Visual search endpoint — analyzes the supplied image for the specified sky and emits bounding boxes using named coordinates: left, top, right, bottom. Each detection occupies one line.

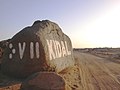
left=0, top=0, right=120, bottom=48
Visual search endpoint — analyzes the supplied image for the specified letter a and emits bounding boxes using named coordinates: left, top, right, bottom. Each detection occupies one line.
left=18, top=42, right=26, bottom=59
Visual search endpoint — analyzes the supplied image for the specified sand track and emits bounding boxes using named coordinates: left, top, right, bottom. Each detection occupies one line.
left=74, top=51, right=120, bottom=90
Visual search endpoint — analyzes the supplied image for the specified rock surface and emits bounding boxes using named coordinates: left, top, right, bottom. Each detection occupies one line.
left=20, top=72, right=66, bottom=90
left=1, top=20, right=75, bottom=78
left=0, top=39, right=10, bottom=64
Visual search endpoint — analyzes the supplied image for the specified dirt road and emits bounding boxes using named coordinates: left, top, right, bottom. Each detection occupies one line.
left=1, top=51, right=120, bottom=90
left=74, top=51, right=120, bottom=90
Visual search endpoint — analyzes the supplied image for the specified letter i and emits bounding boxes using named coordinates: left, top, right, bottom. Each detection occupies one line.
left=30, top=42, right=34, bottom=59
left=35, top=42, right=40, bottom=59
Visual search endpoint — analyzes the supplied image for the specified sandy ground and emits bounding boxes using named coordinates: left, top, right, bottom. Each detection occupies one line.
left=72, top=51, right=120, bottom=90
left=1, top=51, right=120, bottom=90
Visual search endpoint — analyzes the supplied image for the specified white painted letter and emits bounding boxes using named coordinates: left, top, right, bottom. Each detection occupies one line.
left=65, top=41, right=71, bottom=55
left=61, top=41, right=66, bottom=57
left=30, top=42, right=34, bottom=59
left=46, top=39, right=55, bottom=60
left=53, top=40, right=58, bottom=58
left=18, top=42, right=26, bottom=59
left=35, top=42, right=40, bottom=59
left=55, top=40, right=62, bottom=58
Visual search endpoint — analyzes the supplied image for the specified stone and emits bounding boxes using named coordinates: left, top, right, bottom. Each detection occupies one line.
left=1, top=20, right=75, bottom=78
left=0, top=39, right=11, bottom=58
left=0, top=47, right=3, bottom=60
left=0, top=39, right=11, bottom=49
left=20, top=72, right=66, bottom=90
left=0, top=39, right=11, bottom=65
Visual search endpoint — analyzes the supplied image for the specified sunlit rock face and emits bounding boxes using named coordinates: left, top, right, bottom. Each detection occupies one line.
left=1, top=20, right=75, bottom=78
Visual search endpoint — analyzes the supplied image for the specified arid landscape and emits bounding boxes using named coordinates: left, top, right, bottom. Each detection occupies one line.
left=1, top=0, right=120, bottom=89
left=72, top=49, right=120, bottom=90
left=60, top=49, right=120, bottom=90
left=1, top=40, right=120, bottom=90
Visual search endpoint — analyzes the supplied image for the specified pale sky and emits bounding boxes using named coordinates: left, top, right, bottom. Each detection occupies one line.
left=0, top=0, right=120, bottom=48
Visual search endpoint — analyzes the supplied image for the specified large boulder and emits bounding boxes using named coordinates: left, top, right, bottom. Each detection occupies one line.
left=1, top=20, right=75, bottom=78
left=20, top=72, right=66, bottom=90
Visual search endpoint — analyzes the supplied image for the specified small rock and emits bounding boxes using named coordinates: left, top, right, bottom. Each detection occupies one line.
left=20, top=72, right=66, bottom=90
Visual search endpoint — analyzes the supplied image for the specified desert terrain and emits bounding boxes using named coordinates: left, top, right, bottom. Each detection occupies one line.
left=72, top=49, right=120, bottom=90
left=0, top=47, right=120, bottom=90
